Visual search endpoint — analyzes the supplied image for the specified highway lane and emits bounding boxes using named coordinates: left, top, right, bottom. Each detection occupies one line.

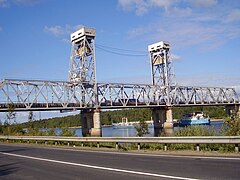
left=0, top=143, right=239, bottom=180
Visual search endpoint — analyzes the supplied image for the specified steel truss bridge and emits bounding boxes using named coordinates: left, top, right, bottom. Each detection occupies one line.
left=0, top=79, right=238, bottom=112
left=0, top=27, right=239, bottom=113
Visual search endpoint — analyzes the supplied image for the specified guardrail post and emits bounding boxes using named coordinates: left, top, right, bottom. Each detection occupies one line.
left=97, top=142, right=100, bottom=148
left=81, top=142, right=84, bottom=147
left=67, top=142, right=70, bottom=146
left=196, top=144, right=200, bottom=151
left=36, top=140, right=38, bottom=144
left=164, top=144, right=167, bottom=151
left=55, top=141, right=57, bottom=146
left=235, top=144, right=239, bottom=153
left=45, top=141, right=47, bottom=145
left=138, top=143, right=140, bottom=150
left=116, top=142, right=119, bottom=150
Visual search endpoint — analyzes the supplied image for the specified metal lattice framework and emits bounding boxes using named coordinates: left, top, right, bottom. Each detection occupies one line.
left=148, top=41, right=176, bottom=86
left=0, top=27, right=239, bottom=112
left=0, top=79, right=238, bottom=112
left=68, top=27, right=97, bottom=84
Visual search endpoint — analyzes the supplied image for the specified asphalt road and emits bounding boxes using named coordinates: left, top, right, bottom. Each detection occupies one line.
left=0, top=143, right=239, bottom=180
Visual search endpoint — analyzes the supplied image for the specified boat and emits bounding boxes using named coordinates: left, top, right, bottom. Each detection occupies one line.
left=112, top=117, right=135, bottom=129
left=112, top=117, right=154, bottom=129
left=179, top=112, right=210, bottom=126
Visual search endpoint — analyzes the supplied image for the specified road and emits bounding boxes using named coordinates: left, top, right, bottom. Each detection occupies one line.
left=0, top=143, right=239, bottom=180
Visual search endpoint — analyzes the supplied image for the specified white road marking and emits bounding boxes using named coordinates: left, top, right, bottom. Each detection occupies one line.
left=0, top=152, right=199, bottom=180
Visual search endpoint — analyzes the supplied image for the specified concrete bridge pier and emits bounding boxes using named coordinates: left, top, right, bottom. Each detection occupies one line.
left=225, top=105, right=239, bottom=119
left=80, top=109, right=102, bottom=137
left=152, top=108, right=164, bottom=136
left=91, top=109, right=102, bottom=137
left=152, top=107, right=174, bottom=136
left=163, top=107, right=174, bottom=129
left=163, top=107, right=174, bottom=135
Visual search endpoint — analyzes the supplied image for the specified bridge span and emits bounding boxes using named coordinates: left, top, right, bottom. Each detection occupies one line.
left=0, top=27, right=239, bottom=136
left=0, top=79, right=238, bottom=111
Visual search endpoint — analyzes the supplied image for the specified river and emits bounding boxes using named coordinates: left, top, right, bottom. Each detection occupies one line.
left=54, top=120, right=224, bottom=137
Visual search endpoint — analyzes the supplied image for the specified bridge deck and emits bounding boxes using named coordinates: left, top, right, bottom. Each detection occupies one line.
left=0, top=79, right=239, bottom=112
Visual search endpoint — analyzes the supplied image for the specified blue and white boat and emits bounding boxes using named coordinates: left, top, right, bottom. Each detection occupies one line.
left=179, top=112, right=210, bottom=126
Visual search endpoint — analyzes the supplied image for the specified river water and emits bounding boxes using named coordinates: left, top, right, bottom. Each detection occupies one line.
left=55, top=120, right=224, bottom=137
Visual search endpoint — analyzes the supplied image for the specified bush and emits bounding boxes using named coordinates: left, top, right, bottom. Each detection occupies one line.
left=60, top=128, right=75, bottom=137
left=222, top=118, right=240, bottom=136
left=174, top=125, right=216, bottom=136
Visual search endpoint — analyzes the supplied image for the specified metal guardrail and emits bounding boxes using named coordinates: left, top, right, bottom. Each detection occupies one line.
left=0, top=136, right=239, bottom=152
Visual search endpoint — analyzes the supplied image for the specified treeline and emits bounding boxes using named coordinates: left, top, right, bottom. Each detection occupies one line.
left=102, top=106, right=227, bottom=125
left=0, top=106, right=227, bottom=132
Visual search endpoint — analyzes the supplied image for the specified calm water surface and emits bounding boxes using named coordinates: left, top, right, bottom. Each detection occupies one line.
left=55, top=120, right=224, bottom=137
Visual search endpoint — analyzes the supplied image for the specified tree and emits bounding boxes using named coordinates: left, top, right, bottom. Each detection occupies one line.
left=0, top=120, right=3, bottom=134
left=28, top=111, right=34, bottom=128
left=223, top=117, right=240, bottom=136
left=6, top=104, right=16, bottom=125
left=3, top=104, right=16, bottom=135
left=134, top=119, right=149, bottom=137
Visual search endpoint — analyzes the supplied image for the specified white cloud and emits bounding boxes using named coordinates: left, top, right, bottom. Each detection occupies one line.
left=14, top=0, right=40, bottom=5
left=187, top=0, right=217, bottom=8
left=44, top=25, right=65, bottom=37
left=166, top=7, right=192, bottom=17
left=125, top=1, right=240, bottom=50
left=44, top=24, right=83, bottom=41
left=177, top=75, right=240, bottom=94
left=0, top=0, right=41, bottom=7
left=170, top=54, right=181, bottom=61
left=0, top=0, right=8, bottom=7
left=225, top=9, right=240, bottom=23
left=118, top=0, right=218, bottom=16
left=118, top=0, right=176, bottom=16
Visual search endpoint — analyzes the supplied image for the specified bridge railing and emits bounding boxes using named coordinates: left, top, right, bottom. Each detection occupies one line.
left=0, top=79, right=239, bottom=111
left=0, top=135, right=239, bottom=152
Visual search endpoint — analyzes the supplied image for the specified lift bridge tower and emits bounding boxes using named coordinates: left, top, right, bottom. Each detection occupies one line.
left=148, top=41, right=176, bottom=87
left=69, top=27, right=101, bottom=136
left=148, top=41, right=176, bottom=132
left=69, top=27, right=97, bottom=84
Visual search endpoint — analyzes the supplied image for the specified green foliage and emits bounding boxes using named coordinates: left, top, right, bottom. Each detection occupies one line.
left=60, top=128, right=75, bottom=137
left=101, top=108, right=152, bottom=125
left=133, top=109, right=150, bottom=137
left=6, top=104, right=16, bottom=125
left=222, top=117, right=240, bottom=136
left=0, top=105, right=228, bottom=137
left=174, top=125, right=216, bottom=136
left=173, top=106, right=226, bottom=120
left=134, top=120, right=149, bottom=137
left=21, top=114, right=81, bottom=129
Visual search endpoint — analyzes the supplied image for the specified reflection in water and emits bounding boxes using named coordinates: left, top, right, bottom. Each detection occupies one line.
left=154, top=128, right=162, bottom=137
left=55, top=121, right=224, bottom=137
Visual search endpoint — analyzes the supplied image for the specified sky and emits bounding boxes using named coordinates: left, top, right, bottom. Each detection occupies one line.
left=0, top=0, right=240, bottom=122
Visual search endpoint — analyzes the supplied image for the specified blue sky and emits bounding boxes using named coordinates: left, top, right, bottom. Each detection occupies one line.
left=0, top=0, right=240, bottom=122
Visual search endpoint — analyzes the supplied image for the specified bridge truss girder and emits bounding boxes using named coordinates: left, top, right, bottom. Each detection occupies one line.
left=0, top=79, right=239, bottom=112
